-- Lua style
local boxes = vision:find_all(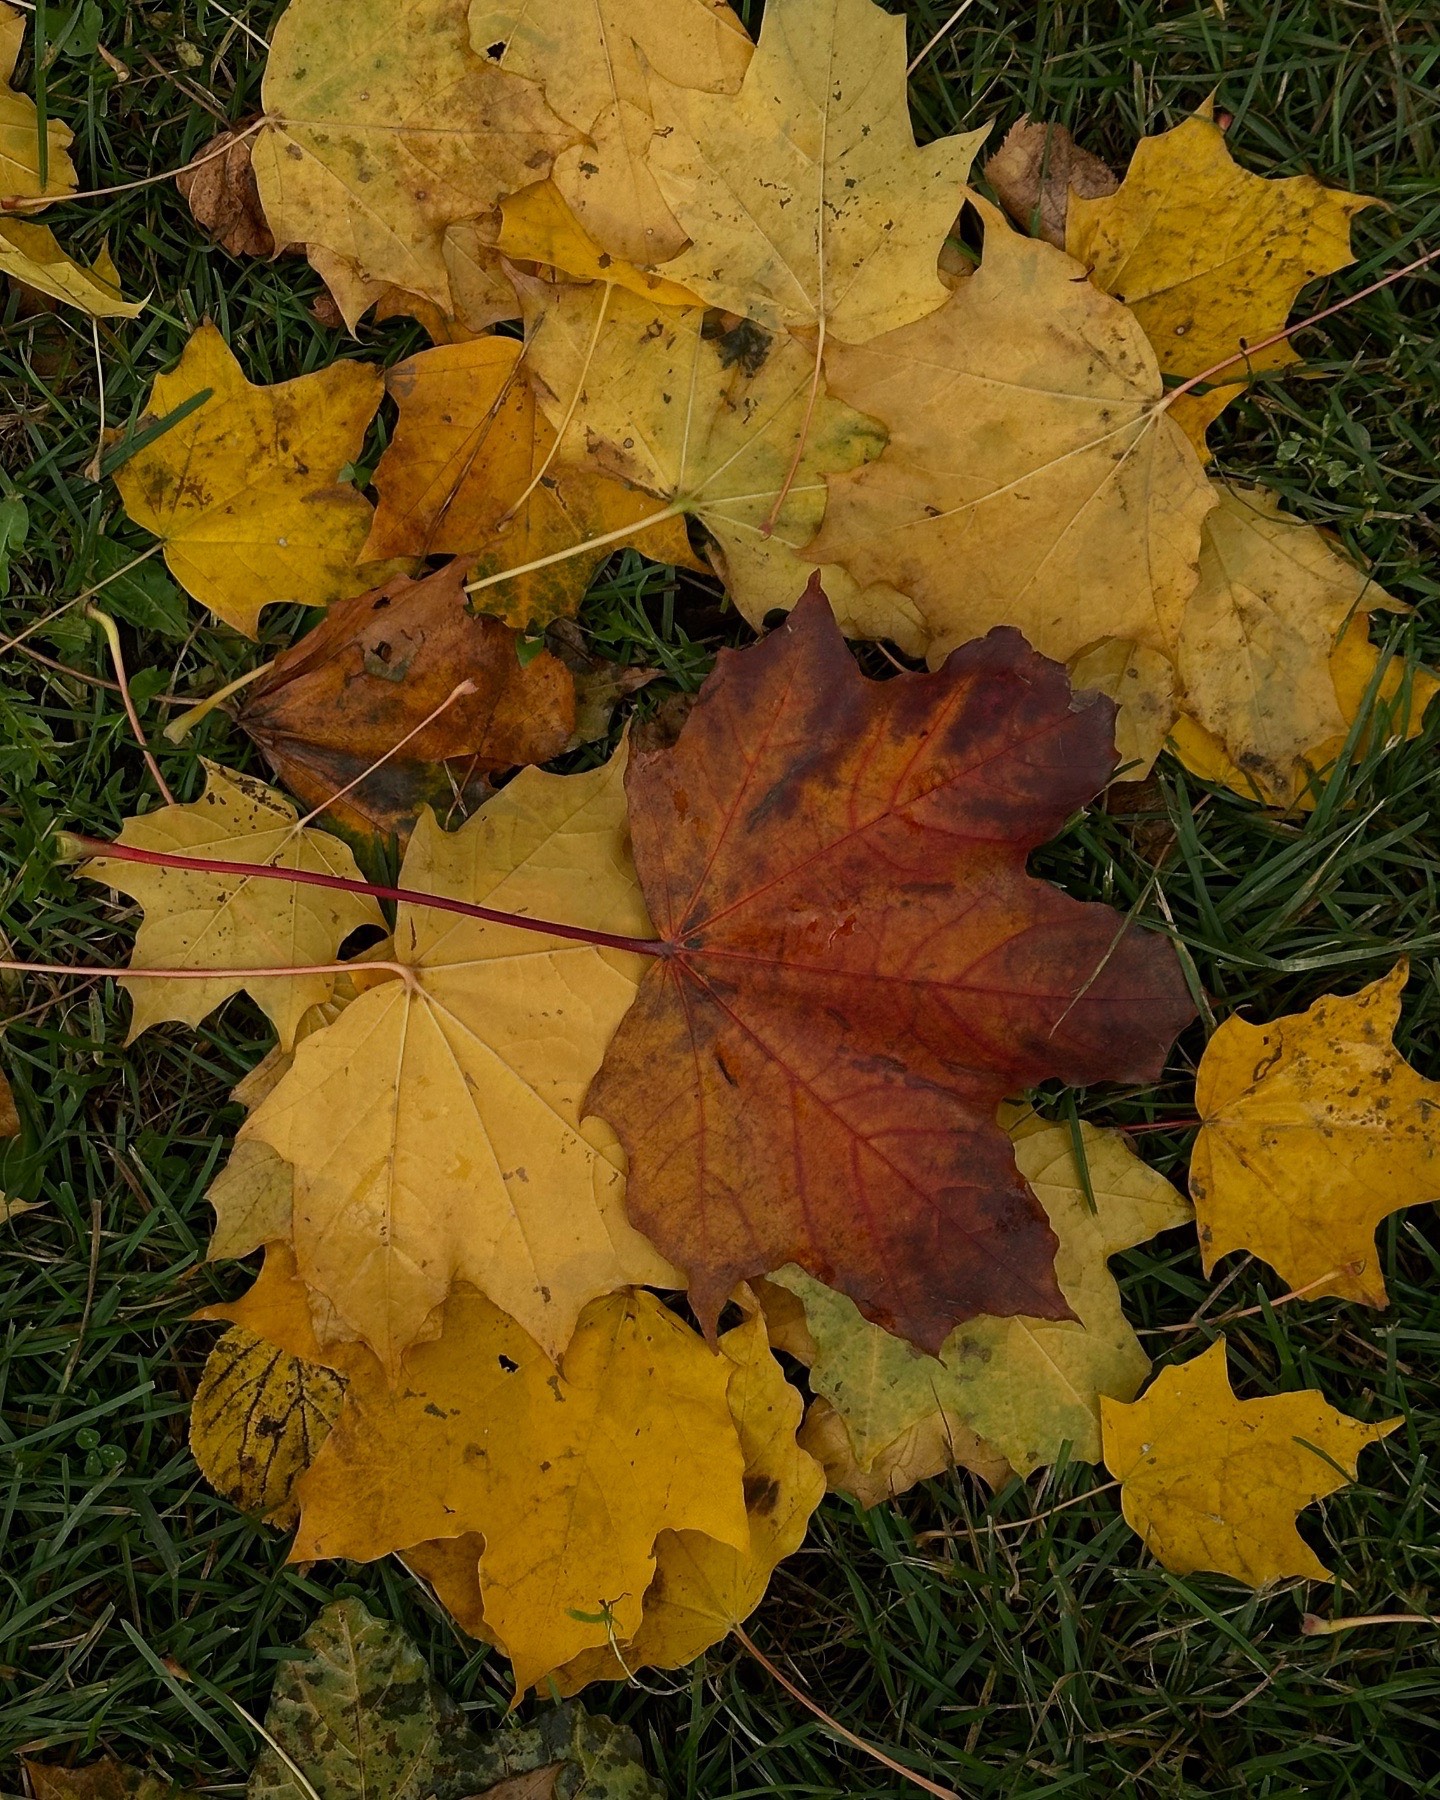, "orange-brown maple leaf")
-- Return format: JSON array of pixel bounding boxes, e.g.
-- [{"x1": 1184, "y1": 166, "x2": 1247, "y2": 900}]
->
[{"x1": 590, "y1": 584, "x2": 1195, "y2": 1351}]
